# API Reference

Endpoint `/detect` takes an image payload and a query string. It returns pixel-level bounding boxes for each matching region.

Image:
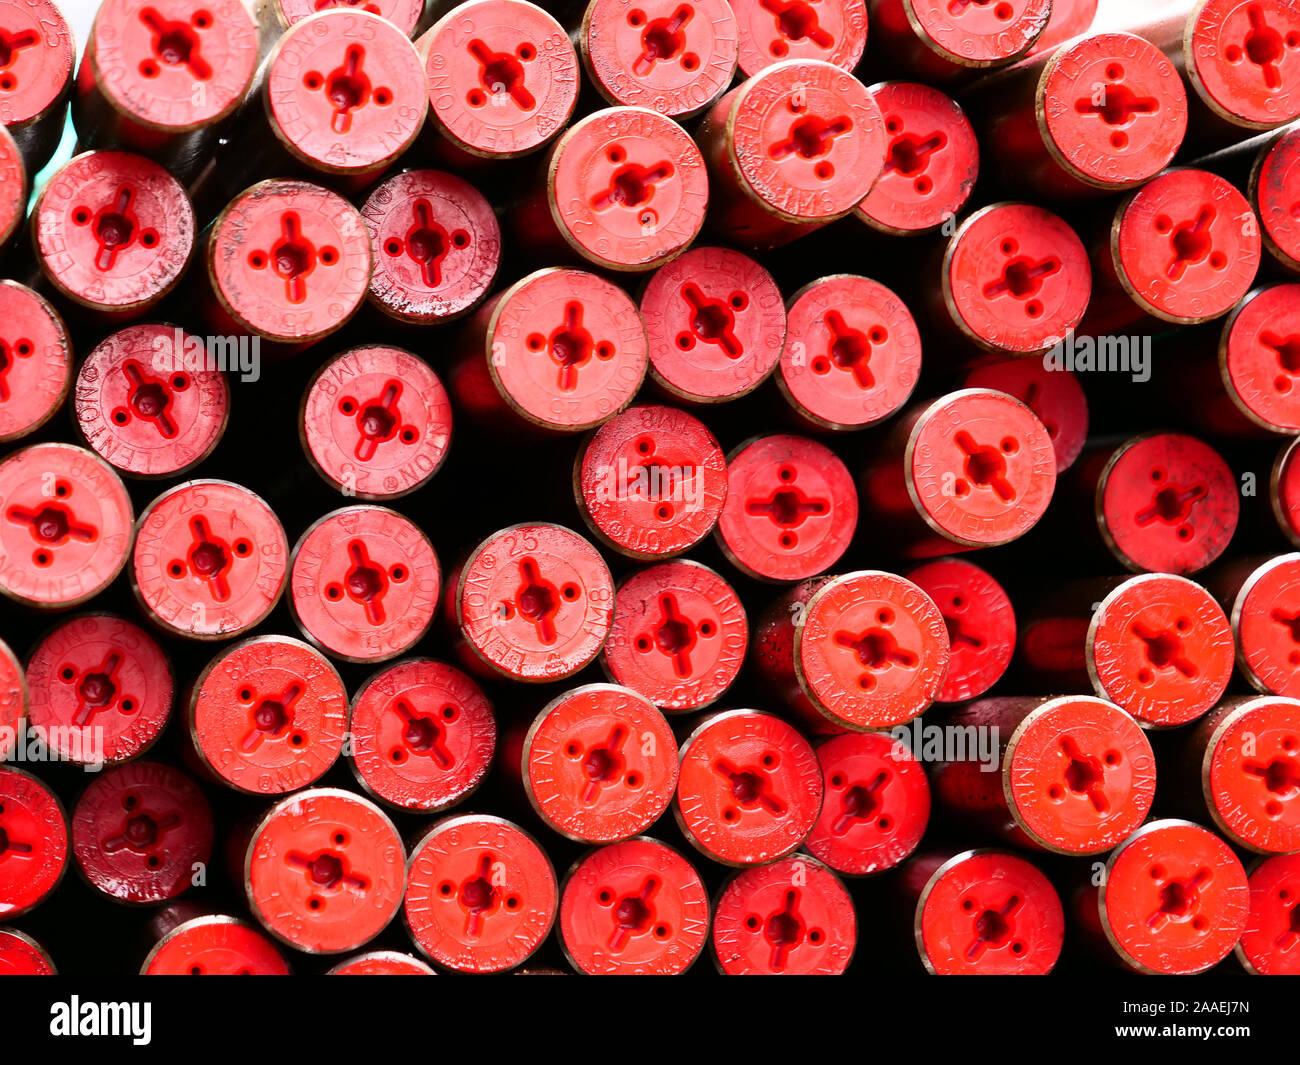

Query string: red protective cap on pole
[908,558,1014,703]
[1185,0,1300,129]
[0,282,71,444]
[1236,854,1300,975]
[0,928,56,974]
[963,357,1088,473]
[1231,554,1300,698]
[327,951,435,975]
[142,914,291,975]
[0,765,67,920]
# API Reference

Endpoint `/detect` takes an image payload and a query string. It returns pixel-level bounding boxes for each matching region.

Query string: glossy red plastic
[0,123,21,246]
[0,0,74,140]
[908,559,1015,703]
[1216,284,1300,433]
[733,0,866,77]
[1231,554,1300,698]
[0,928,55,974]
[0,637,21,762]
[0,281,70,444]
[1186,0,1300,129]
[1256,127,1300,271]
[327,951,435,975]
[1025,0,1096,57]
[884,0,1049,73]
[0,765,67,920]
[963,357,1088,473]
[1236,853,1300,975]
[142,914,291,975]
[270,0,425,37]
[1276,437,1300,546]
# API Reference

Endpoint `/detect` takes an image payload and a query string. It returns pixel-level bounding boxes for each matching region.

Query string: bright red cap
[963,357,1088,473]
[273,0,424,35]
[327,951,435,975]
[142,915,291,975]
[0,124,22,247]
[1219,284,1300,433]
[0,638,22,762]
[1257,128,1300,270]
[0,766,67,920]
[1187,0,1300,129]
[733,0,866,77]
[908,559,1015,703]
[1233,554,1300,698]
[904,0,1048,67]
[1277,438,1300,546]
[0,282,70,444]
[1201,696,1300,853]
[0,928,56,974]
[0,0,73,127]
[1236,853,1300,975]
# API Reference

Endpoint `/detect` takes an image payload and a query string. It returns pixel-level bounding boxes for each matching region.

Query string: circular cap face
[604,561,747,712]
[274,0,424,35]
[0,638,21,762]
[908,559,1015,703]
[27,614,173,765]
[423,0,579,158]
[1220,284,1300,432]
[267,11,426,174]
[964,357,1088,473]
[1097,433,1238,575]
[905,0,1049,65]
[132,480,288,639]
[642,246,786,401]
[246,788,405,955]
[1040,34,1187,190]
[76,324,229,478]
[0,929,54,974]
[0,0,73,126]
[1256,127,1300,268]
[797,570,949,729]
[675,709,823,865]
[729,59,886,223]
[806,732,930,876]
[857,82,979,235]
[577,405,728,559]
[1101,820,1249,974]
[327,951,435,975]
[1237,853,1300,974]
[1114,169,1261,324]
[89,0,257,130]
[907,389,1057,547]
[945,204,1091,353]
[717,434,857,582]
[0,281,70,444]
[734,0,865,78]
[143,916,290,975]
[34,152,194,312]
[290,506,440,663]
[1235,554,1300,697]
[524,684,677,842]
[405,814,557,973]
[0,124,22,246]
[582,0,738,115]
[1188,0,1300,128]
[349,659,496,813]
[1005,696,1156,854]
[1203,697,1300,853]
[1277,438,1300,545]
[209,180,371,344]
[72,761,213,904]
[302,346,452,501]
[560,838,709,974]
[712,855,855,974]
[1088,575,1234,727]
[0,766,67,919]
[0,443,133,608]
[456,524,614,682]
[551,107,708,271]
[486,269,647,431]
[364,170,500,324]
[191,636,348,795]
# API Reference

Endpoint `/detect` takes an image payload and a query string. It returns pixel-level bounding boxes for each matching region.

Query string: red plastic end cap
[908,559,1015,703]
[0,928,55,974]
[363,170,500,324]
[642,246,785,401]
[963,357,1088,473]
[26,614,173,765]
[733,0,866,77]
[1237,854,1300,974]
[133,480,288,639]
[0,443,133,609]
[945,204,1090,354]
[76,324,230,477]
[1257,127,1300,269]
[1188,0,1300,128]
[1234,554,1300,698]
[582,0,738,116]
[1026,0,1097,57]
[1114,169,1261,325]
[267,10,426,174]
[327,951,435,975]
[729,59,886,223]
[0,638,22,762]
[523,684,677,842]
[675,709,823,865]
[1220,284,1300,432]
[856,82,978,235]
[797,570,949,729]
[1040,34,1186,190]
[577,404,728,559]
[88,0,257,131]
[142,915,291,975]
[1100,820,1249,974]
[1097,433,1239,575]
[422,0,579,159]
[1004,696,1156,854]
[717,434,857,582]
[0,281,70,444]
[806,732,930,876]
[208,180,372,344]
[72,761,213,904]
[1277,437,1300,545]
[907,389,1058,547]
[0,0,73,128]
[302,346,452,501]
[0,124,22,246]
[191,635,348,795]
[275,0,424,36]
[456,523,614,682]
[712,855,855,973]
[0,766,67,920]
[905,0,1049,66]
[484,269,647,431]
[604,561,747,712]
[34,151,194,314]
[1088,574,1234,728]
[405,814,557,973]
[1202,696,1300,853]
[559,838,709,974]
[349,658,496,813]
[915,850,1063,974]
[246,787,406,955]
